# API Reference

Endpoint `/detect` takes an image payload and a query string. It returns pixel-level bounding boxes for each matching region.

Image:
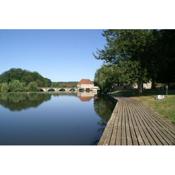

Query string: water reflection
[0,92,116,121]
[0,92,116,145]
[77,91,116,122]
[94,95,116,122]
[0,93,51,111]
[77,91,97,102]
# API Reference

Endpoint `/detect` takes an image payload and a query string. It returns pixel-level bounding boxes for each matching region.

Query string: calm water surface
[0,93,116,145]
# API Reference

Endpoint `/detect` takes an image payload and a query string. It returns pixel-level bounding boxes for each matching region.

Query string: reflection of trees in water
[94,95,116,123]
[0,93,51,111]
[93,95,116,144]
[52,93,77,97]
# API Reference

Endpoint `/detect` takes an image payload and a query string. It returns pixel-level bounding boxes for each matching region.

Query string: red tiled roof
[78,79,93,85]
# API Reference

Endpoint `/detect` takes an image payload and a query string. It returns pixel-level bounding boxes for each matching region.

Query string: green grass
[109,89,175,97]
[110,89,175,123]
[136,95,175,123]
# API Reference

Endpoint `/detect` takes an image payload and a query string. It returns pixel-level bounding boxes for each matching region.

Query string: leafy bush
[0,83,9,93]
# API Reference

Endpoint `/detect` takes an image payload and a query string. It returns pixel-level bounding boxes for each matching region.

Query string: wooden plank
[102,117,115,145]
[98,114,114,145]
[121,100,127,145]
[127,98,146,145]
[131,99,175,145]
[110,102,121,145]
[98,97,175,145]
[144,107,175,139]
[98,102,118,145]
[135,102,175,145]
[129,101,159,145]
[131,101,163,145]
[125,101,139,145]
[124,100,133,145]
[127,100,149,145]
[139,110,170,145]
[115,100,123,145]
[140,103,175,135]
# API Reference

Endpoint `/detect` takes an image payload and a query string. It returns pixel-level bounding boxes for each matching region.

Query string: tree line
[51,82,78,88]
[0,68,51,92]
[0,68,79,93]
[94,30,175,93]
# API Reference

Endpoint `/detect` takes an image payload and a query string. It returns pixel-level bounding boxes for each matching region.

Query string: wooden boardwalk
[98,97,175,145]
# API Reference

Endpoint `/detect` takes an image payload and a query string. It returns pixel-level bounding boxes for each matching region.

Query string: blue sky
[0,30,105,81]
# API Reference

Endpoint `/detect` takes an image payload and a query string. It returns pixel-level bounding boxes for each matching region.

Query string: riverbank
[109,89,175,124]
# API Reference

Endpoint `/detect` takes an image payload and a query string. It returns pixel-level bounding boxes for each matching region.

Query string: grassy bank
[110,89,175,123]
[136,95,175,123]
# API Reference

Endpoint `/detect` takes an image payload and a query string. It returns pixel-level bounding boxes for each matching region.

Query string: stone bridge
[39,87,78,92]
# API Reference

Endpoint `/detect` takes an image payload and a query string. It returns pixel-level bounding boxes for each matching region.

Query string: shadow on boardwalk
[98,97,175,145]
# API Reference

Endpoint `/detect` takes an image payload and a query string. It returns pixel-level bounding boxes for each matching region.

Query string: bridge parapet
[39,87,78,92]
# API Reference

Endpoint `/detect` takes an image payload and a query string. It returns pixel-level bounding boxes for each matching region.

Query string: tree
[9,80,25,92]
[154,30,175,84]
[117,60,149,93]
[94,60,149,93]
[0,68,51,87]
[94,64,120,92]
[94,30,156,93]
[27,82,38,92]
[51,82,78,88]
[0,83,9,93]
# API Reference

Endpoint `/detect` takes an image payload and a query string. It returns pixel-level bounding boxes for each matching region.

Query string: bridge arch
[39,88,45,92]
[85,88,91,92]
[79,88,85,92]
[59,88,66,92]
[69,88,76,92]
[48,88,56,92]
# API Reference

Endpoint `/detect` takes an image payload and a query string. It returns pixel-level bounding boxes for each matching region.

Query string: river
[0,92,116,145]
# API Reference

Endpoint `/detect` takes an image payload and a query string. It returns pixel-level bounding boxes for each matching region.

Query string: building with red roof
[77,79,100,92]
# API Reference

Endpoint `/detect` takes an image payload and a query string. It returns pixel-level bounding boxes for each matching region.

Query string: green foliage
[117,60,149,84]
[9,80,25,92]
[154,30,175,83]
[0,68,52,92]
[94,30,154,93]
[95,30,153,64]
[0,68,51,87]
[27,82,38,92]
[94,65,117,92]
[95,60,149,92]
[95,30,175,93]
[51,82,78,88]
[0,83,9,93]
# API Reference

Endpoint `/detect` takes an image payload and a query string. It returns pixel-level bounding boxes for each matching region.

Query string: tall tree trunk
[138,81,143,94]
[151,79,156,89]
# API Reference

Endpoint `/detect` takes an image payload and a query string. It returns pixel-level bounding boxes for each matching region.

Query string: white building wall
[133,81,152,89]
[77,84,94,89]
[143,82,152,89]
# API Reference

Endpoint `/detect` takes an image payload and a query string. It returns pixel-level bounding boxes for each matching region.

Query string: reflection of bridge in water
[77,91,97,101]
